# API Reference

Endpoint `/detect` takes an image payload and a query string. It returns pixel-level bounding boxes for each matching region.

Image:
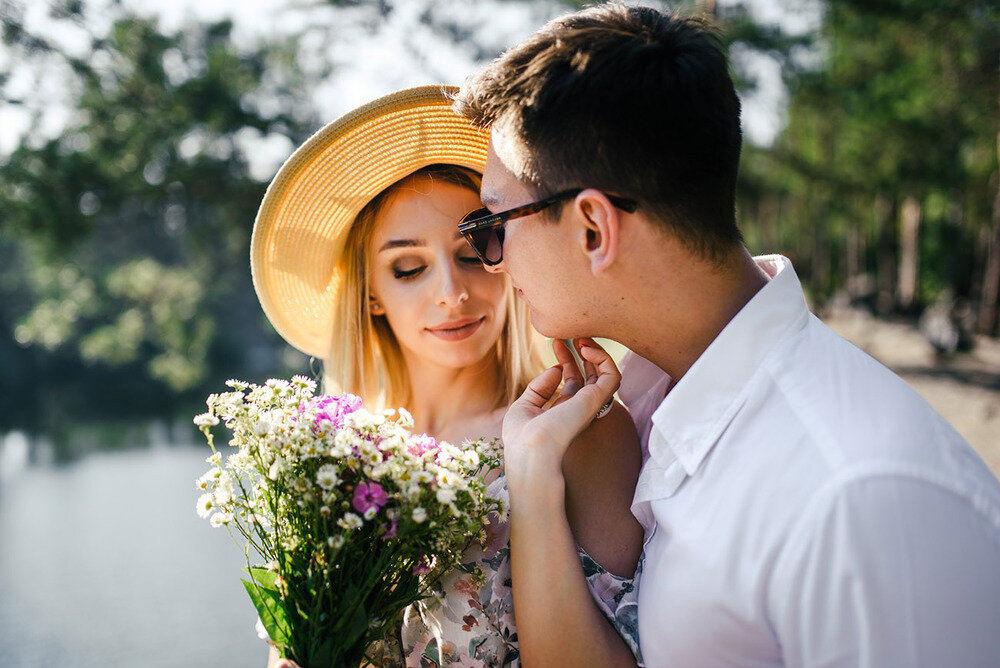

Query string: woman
[252,87,643,667]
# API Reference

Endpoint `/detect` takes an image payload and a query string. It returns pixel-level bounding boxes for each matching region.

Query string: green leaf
[246,566,279,590]
[243,577,291,648]
[331,584,369,647]
[311,636,334,667]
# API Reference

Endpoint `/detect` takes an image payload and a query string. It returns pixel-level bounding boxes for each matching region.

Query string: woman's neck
[403,353,503,440]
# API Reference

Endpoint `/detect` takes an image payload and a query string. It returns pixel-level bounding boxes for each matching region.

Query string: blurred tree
[738,0,999,332]
[0,1,314,431]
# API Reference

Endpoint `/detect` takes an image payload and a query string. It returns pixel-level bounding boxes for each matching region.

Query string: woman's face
[368,177,509,372]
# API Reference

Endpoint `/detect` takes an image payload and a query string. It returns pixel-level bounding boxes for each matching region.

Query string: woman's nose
[483,259,504,274]
[436,264,470,306]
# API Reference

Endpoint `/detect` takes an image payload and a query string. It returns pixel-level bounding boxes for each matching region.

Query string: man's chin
[528,312,585,341]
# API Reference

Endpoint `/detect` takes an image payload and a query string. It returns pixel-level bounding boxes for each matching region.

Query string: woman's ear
[369,295,385,316]
[574,188,619,277]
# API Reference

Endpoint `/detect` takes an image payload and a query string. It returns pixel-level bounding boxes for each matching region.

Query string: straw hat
[251,85,489,358]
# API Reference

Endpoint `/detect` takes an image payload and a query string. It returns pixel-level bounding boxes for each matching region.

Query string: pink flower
[408,433,439,457]
[381,516,398,540]
[412,556,431,576]
[353,481,388,515]
[302,394,362,429]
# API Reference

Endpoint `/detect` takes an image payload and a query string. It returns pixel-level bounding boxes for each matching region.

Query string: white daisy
[337,513,363,530]
[396,407,414,428]
[210,512,233,527]
[316,464,340,490]
[196,493,214,519]
[193,413,219,428]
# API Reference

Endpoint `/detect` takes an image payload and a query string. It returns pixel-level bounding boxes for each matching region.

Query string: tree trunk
[977,78,1000,334]
[812,206,830,301]
[978,188,1000,334]
[847,220,870,301]
[897,194,921,311]
[875,193,896,313]
[945,192,963,296]
[758,194,779,251]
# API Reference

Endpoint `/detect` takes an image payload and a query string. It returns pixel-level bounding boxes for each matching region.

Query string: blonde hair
[323,164,544,410]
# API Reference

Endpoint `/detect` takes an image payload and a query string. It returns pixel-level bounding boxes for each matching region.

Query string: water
[0,433,266,667]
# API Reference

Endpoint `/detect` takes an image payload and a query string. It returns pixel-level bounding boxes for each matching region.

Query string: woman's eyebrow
[378,239,426,252]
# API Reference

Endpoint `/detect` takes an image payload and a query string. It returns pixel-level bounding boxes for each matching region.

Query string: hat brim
[251,85,489,358]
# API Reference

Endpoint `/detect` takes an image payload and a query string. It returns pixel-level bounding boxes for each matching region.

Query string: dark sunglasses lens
[460,208,504,265]
[468,227,503,265]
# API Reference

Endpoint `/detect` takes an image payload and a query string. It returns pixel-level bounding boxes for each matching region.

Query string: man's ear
[573,188,620,276]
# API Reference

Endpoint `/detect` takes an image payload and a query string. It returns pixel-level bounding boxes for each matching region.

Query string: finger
[578,339,621,383]
[552,339,584,395]
[574,338,599,383]
[512,365,564,411]
[577,342,622,404]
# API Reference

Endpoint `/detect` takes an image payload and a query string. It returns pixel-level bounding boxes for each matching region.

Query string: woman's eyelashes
[390,255,484,280]
[392,264,424,280]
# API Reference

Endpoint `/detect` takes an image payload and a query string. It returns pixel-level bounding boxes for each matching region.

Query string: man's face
[478,131,587,338]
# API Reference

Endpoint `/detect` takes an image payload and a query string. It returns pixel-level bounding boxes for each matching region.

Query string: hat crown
[251,86,489,358]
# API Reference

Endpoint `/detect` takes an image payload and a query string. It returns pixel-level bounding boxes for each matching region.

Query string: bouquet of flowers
[194,376,503,668]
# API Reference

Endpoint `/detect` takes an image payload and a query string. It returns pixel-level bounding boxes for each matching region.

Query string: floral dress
[369,472,642,667]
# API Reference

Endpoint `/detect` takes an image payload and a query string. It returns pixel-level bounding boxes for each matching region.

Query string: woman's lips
[426,317,485,342]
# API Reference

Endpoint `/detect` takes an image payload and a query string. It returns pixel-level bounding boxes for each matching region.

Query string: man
[454,3,1000,666]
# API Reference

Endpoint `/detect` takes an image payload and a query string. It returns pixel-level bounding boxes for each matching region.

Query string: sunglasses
[458,188,638,266]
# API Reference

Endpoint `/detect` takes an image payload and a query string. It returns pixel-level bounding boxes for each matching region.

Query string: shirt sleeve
[768,473,1000,668]
[578,549,644,665]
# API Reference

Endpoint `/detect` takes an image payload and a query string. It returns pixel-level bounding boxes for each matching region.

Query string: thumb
[510,365,563,412]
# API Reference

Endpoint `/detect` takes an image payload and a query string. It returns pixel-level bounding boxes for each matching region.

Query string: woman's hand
[267,646,299,668]
[502,339,640,667]
[502,338,621,486]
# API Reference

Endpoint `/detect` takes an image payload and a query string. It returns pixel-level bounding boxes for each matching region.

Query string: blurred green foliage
[1,3,314,434]
[735,0,999,323]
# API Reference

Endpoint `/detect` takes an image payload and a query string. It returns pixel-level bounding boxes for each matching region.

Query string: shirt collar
[648,255,809,476]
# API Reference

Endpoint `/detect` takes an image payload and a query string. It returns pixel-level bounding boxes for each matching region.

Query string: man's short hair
[453,2,744,260]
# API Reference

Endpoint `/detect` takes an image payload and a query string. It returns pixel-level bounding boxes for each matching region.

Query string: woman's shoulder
[563,400,641,479]
[561,400,644,579]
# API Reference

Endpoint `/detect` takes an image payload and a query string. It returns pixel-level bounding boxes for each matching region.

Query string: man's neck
[613,247,769,382]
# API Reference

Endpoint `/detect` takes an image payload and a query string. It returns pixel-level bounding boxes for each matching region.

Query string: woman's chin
[425,342,497,371]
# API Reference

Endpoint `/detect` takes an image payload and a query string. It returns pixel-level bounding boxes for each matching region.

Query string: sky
[1,0,823,180]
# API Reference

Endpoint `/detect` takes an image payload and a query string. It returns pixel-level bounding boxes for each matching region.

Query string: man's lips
[426,317,486,341]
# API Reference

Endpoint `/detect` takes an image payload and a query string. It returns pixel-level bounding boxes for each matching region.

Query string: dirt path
[823,309,1000,476]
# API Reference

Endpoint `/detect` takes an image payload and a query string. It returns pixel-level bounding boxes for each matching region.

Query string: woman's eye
[459,255,484,266]
[392,265,425,279]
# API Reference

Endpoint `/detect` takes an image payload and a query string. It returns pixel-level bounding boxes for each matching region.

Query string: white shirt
[621,255,1000,668]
